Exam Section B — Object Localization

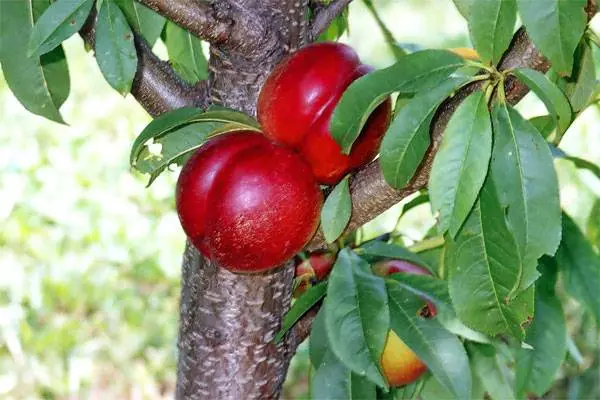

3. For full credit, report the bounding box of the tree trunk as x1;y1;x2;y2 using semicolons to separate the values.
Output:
175;2;309;398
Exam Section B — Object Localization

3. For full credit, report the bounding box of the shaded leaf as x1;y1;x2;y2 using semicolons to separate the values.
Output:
321;177;352;244
165;21;208;84
588;199;600;249
116;0;165;45
564;41;597;112
447;175;533;340
491;104;561;292
311;349;377;400
29;0;94;57
330;50;464;153
309;308;329;369
0;0;69;123
517;0;587;74
325;248;389;387
274;281;326;343
387;282;471;399
380;76;472;189
468;0;516;65
95;0;137;94
468;342;516;400
516;257;567;397
511;68;572;137
429;90;492;237
528;115;555;139
556;213;600;321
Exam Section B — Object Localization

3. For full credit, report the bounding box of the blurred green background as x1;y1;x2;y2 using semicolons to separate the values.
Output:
1;1;598;398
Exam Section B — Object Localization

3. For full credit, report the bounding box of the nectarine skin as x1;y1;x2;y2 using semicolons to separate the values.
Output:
293;251;336;297
176;132;323;272
257;42;392;185
381;330;427;387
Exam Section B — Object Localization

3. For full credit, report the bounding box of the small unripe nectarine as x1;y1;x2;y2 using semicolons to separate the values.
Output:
293;251;336;297
176;131;323;272
381;330;428;387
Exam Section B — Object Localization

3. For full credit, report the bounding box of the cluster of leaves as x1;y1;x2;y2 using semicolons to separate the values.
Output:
0;0;207;123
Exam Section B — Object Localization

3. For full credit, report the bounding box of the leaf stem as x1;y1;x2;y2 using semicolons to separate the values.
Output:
408;235;445;253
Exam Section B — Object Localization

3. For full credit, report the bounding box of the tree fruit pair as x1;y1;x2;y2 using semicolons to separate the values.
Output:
374;259;434;387
293;251;336;297
258;42;392;185
177;42;391;271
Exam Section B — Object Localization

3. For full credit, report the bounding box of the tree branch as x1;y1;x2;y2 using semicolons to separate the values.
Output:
310;0;353;39
80;9;208;117
138;0;232;44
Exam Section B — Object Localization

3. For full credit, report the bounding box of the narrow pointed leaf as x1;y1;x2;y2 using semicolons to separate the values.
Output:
310;308;329;369
452;0;474;19
387;273;491;344
274;281;326;343
380;76;472;189
555;213;600;321
95;0;137;94
517;0;586;75
311;349;377;400
588;200;600;249
429;90;492;237
516;257;567;397
511;68;572;135
357;240;429;269
564;41;597;112
0;0;69;123
165;21;208;84
330;50;464;152
325;248;389;388
468;0;516;65
468;342;517;400
116;0;165;45
29;0;94;57
387;282;471;399
491;104;561;291
528;115;555;139
321;177;352;243
447;176;533;340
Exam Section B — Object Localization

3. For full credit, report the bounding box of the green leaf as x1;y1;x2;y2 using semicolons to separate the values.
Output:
311;349;377;400
356;240;430;270
446;176;533;340
320;177;352;243
468;342;516;400
516;257;567;397
330;50;464;153
362;0;406;61
555;153;600;180
387;282;471;399
429;90;492;237
95;0;137;94
325;248;389;388
310;308;329;369
528;115;555;139
317;6;348;42
511;68;573;136
468;0;516;65
0;0;69;123
165;21;208;84
274;281;326;343
452;0;474;19
130;107;260;184
380;76;472;189
588;199;600;249
115;0;165;46
564;41;597;112
556;213;600;321
491;104;561;291
28;0;94;57
388;273;491;344
517;0;587;75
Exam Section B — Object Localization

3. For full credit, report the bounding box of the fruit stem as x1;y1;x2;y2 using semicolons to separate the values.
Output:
408;235;445;253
